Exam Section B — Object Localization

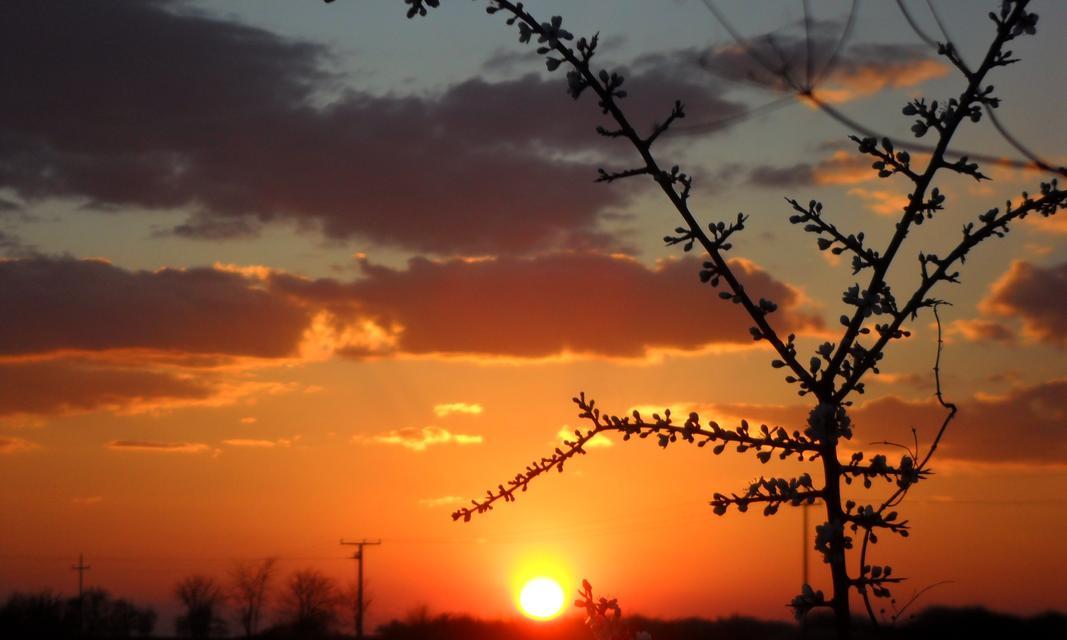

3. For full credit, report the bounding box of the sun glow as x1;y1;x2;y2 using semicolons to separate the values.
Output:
518;577;566;620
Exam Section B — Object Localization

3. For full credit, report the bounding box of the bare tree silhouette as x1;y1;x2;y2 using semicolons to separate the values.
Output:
277;569;343;638
228;557;277;638
325;1;1066;638
174;575;227;639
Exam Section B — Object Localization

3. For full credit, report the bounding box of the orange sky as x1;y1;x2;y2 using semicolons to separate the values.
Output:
1;0;1066;629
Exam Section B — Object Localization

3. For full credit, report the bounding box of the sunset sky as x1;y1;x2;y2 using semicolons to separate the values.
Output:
2;0;1066;628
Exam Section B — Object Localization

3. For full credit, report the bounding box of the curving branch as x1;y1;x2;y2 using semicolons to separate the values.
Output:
452;392;822;522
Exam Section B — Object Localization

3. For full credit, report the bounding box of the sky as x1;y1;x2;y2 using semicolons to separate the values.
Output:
1;0;1066;630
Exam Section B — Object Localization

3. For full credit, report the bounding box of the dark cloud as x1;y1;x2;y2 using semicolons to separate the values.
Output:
0;252;819;414
747;163;815;189
0;2;744;254
272;253;823;359
981;261;1067;348
0;229;36;257
0;360;214;417
0;256;310;358
850;381;1067;465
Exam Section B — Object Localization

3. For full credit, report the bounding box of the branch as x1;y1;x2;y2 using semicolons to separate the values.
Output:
711;475;822;517
855;303;958;626
692;0;1061;177
451;393;821;522
894;0;1067;178
786;197;879;274
823;0;1042;397
836;183;1065;400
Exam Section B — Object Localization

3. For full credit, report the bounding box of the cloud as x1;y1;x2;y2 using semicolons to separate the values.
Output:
951;319;1015;344
0;2;745;255
272;253;823;359
847;381;1067;464
0;436;38;454
557;426;612;449
433;403;484;418
978;261;1067;348
0;252;819;415
700;29;947;103
0;256;310;359
0;256;315;417
363;426;484;452
847;187;909;215
0;360;215;417
221;439;279;448
0;229;36;258
222;436;298;448
107;440;212;454
746;150;877;190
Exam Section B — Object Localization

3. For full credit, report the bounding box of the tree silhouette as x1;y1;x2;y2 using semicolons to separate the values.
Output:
336;1;1066;638
276;568;343;638
0;589;156;639
228;557;277;638
174;575;227;639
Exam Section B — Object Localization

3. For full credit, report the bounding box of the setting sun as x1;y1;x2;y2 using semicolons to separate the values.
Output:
518;577;566;620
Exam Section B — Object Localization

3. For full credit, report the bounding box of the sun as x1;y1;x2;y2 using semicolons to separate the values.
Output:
518;577;566;620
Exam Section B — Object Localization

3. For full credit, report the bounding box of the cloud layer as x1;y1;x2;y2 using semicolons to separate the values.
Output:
273;253;823;359
0;253;819;415
0;1;744;255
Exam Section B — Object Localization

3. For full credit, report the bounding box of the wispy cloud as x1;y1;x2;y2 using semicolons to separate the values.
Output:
221;436;298;448
0;436;38;454
557;426;613;449
433;402;484;418
221;438;278;448
107;440;211;454
360;426;484;452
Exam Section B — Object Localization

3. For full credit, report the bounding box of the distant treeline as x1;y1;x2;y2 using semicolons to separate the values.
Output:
4;590;1066;640
377;607;1067;640
0;588;156;638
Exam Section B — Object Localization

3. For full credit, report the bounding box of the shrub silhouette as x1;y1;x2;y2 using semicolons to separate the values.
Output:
324;1;1066;638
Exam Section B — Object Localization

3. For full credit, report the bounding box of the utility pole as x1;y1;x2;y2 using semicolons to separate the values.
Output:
341;539;380;639
72;553;91;634
802;502;810;589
